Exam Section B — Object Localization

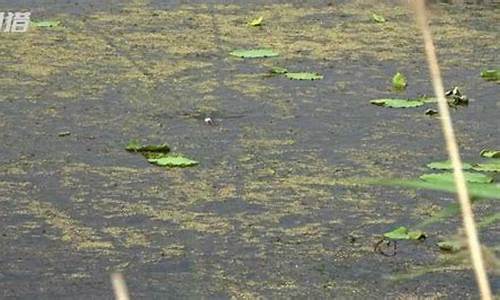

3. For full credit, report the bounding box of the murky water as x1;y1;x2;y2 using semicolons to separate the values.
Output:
0;0;498;298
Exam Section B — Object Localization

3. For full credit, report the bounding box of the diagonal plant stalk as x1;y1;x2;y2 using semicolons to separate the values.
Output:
412;1;492;299
111;273;130;300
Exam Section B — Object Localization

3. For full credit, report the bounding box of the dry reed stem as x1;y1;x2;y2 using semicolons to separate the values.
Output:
412;1;492;299
111;272;130;300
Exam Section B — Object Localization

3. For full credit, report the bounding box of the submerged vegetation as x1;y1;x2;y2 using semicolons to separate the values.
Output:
0;0;498;298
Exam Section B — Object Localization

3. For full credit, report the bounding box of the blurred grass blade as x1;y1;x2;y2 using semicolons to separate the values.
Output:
365;178;500;200
111;273;130;300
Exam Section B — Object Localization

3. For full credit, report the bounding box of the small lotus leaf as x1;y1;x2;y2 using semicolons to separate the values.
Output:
480;69;500;81
370;99;424;108
384;226;408;240
392;72;407;90
148;155;198;167
384;226;425;240
125;140;170;153
437;240;462;252
372;14;386;23
285;72;323;80
480;149;500;158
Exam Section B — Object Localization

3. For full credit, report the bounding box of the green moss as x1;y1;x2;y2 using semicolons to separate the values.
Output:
103;227;150;247
214;1;497;65
161;244;186;257
27;200;113;250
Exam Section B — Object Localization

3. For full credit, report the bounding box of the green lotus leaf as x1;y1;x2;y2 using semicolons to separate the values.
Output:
392;72;407;90
148;155;198;167
384;226;425;240
480;69;499;81
472;162;500;172
285;72;323;80
370;98;424;108
426;160;473;170
372;13;386;23
125;140;170;153
480;149;500;158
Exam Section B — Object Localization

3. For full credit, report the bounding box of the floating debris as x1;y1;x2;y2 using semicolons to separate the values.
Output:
204;117;215;126
270;67;288;74
425;109;438;115
445;86;468;106
248;16;263;26
58;131;71;137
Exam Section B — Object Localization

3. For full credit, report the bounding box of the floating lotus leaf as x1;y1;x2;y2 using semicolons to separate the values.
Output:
426;160;473;170
148;155;198;167
384;226;425;240
472;162;500;172
372;13;386;23
285;72;323;80
480;149;500;158
480;69;499;81
392;72;407;90
370;98;424;108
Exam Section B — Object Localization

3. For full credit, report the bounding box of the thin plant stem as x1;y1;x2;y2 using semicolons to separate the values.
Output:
412;1;492;299
111;273;130;300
